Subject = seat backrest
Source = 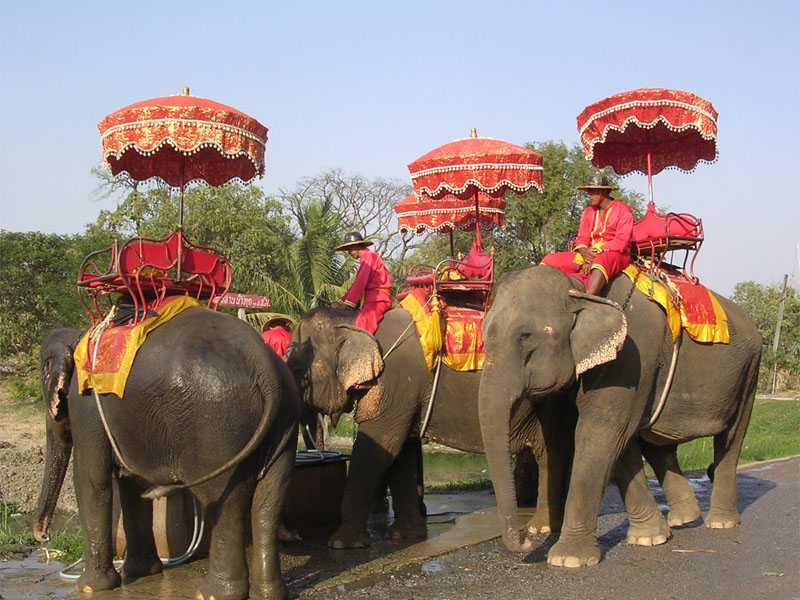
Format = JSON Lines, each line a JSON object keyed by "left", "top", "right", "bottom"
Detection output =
{"left": 118, "top": 232, "right": 180, "bottom": 274}
{"left": 457, "top": 240, "right": 494, "bottom": 281}
{"left": 181, "top": 248, "right": 232, "bottom": 289}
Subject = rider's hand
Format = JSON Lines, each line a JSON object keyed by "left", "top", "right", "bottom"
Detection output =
{"left": 577, "top": 247, "right": 596, "bottom": 263}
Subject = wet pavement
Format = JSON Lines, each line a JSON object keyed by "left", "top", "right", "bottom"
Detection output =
{"left": 1, "top": 458, "right": 797, "bottom": 599}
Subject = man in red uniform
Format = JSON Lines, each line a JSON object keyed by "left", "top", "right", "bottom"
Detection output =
{"left": 261, "top": 317, "right": 293, "bottom": 359}
{"left": 542, "top": 173, "right": 634, "bottom": 296}
{"left": 336, "top": 232, "right": 393, "bottom": 334}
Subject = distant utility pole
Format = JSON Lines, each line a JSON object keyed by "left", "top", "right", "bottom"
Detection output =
{"left": 770, "top": 274, "right": 789, "bottom": 395}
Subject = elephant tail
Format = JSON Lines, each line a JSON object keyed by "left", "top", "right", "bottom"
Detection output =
{"left": 142, "top": 356, "right": 286, "bottom": 501}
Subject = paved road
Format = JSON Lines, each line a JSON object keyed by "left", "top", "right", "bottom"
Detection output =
{"left": 309, "top": 457, "right": 800, "bottom": 600}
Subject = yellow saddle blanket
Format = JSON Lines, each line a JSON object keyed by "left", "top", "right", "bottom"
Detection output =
{"left": 74, "top": 296, "right": 199, "bottom": 397}
{"left": 622, "top": 265, "right": 729, "bottom": 344}
{"left": 400, "top": 288, "right": 485, "bottom": 372}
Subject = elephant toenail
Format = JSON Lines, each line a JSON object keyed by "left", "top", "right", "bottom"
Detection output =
{"left": 563, "top": 556, "right": 582, "bottom": 568}
{"left": 587, "top": 556, "right": 600, "bottom": 566}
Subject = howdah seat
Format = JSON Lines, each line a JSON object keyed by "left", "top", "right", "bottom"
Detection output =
{"left": 632, "top": 201, "right": 703, "bottom": 280}
{"left": 77, "top": 230, "right": 232, "bottom": 324}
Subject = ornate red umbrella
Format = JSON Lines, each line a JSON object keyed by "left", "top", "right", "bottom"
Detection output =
{"left": 394, "top": 192, "right": 506, "bottom": 235}
{"left": 99, "top": 87, "right": 268, "bottom": 226}
{"left": 407, "top": 129, "right": 542, "bottom": 247}
{"left": 97, "top": 87, "right": 268, "bottom": 280}
{"left": 577, "top": 88, "right": 718, "bottom": 201}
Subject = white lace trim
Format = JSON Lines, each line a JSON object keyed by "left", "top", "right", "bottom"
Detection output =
{"left": 398, "top": 217, "right": 501, "bottom": 234}
{"left": 103, "top": 138, "right": 265, "bottom": 177}
{"left": 579, "top": 99, "right": 717, "bottom": 136}
{"left": 101, "top": 118, "right": 268, "bottom": 145}
{"left": 396, "top": 206, "right": 505, "bottom": 218}
{"left": 411, "top": 162, "right": 542, "bottom": 178}
{"left": 414, "top": 178, "right": 543, "bottom": 197}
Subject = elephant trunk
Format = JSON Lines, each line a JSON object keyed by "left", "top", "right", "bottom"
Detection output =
{"left": 33, "top": 417, "right": 72, "bottom": 542}
{"left": 479, "top": 360, "right": 533, "bottom": 553}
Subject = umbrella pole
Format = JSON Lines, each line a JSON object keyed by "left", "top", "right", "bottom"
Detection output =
{"left": 177, "top": 184, "right": 184, "bottom": 281}
{"left": 647, "top": 151, "right": 654, "bottom": 204}
{"left": 473, "top": 188, "right": 482, "bottom": 249}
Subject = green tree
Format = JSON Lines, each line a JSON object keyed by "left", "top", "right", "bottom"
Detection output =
{"left": 252, "top": 198, "right": 351, "bottom": 320}
{"left": 732, "top": 280, "right": 800, "bottom": 391}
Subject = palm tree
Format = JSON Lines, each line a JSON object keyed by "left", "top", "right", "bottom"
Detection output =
{"left": 247, "top": 198, "right": 352, "bottom": 328}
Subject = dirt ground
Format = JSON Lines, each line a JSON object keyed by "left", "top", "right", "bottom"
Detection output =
{"left": 0, "top": 382, "right": 78, "bottom": 513}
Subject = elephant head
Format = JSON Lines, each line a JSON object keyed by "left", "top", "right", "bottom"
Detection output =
{"left": 288, "top": 309, "right": 384, "bottom": 426}
{"left": 33, "top": 328, "right": 80, "bottom": 543}
{"left": 478, "top": 266, "right": 627, "bottom": 552}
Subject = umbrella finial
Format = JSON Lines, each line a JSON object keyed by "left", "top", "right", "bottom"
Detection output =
{"left": 183, "top": 86, "right": 191, "bottom": 96}
{"left": 470, "top": 128, "right": 478, "bottom": 138}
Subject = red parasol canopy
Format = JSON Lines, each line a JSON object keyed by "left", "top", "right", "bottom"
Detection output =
{"left": 395, "top": 192, "right": 506, "bottom": 235}
{"left": 99, "top": 88, "right": 268, "bottom": 188}
{"left": 408, "top": 131, "right": 543, "bottom": 199}
{"left": 577, "top": 88, "right": 718, "bottom": 177}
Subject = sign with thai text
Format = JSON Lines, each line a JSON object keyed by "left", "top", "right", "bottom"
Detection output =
{"left": 214, "top": 293, "right": 271, "bottom": 310}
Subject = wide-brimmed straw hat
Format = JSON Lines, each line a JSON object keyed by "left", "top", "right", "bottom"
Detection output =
{"left": 262, "top": 316, "right": 294, "bottom": 331}
{"left": 577, "top": 172, "right": 617, "bottom": 191}
{"left": 335, "top": 231, "right": 374, "bottom": 251}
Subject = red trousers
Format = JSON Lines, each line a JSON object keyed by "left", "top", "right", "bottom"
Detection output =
{"left": 354, "top": 292, "right": 392, "bottom": 335}
{"left": 542, "top": 250, "right": 631, "bottom": 287}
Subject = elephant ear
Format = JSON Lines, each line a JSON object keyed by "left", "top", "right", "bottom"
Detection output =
{"left": 335, "top": 325, "right": 384, "bottom": 390}
{"left": 568, "top": 289, "right": 628, "bottom": 376}
{"left": 42, "top": 344, "right": 75, "bottom": 421}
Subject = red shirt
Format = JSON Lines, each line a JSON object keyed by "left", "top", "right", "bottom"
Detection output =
{"left": 261, "top": 326, "right": 292, "bottom": 358}
{"left": 573, "top": 199, "right": 634, "bottom": 254}
{"left": 342, "top": 249, "right": 393, "bottom": 307}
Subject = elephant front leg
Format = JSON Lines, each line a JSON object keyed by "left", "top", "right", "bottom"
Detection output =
{"left": 72, "top": 442, "right": 121, "bottom": 592}
{"left": 547, "top": 419, "right": 622, "bottom": 568}
{"left": 613, "top": 442, "right": 671, "bottom": 546}
{"left": 196, "top": 477, "right": 255, "bottom": 600}
{"left": 330, "top": 422, "right": 410, "bottom": 549}
{"left": 250, "top": 446, "right": 294, "bottom": 600}
{"left": 386, "top": 437, "right": 427, "bottom": 541}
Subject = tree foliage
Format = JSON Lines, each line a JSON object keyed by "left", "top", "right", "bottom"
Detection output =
{"left": 732, "top": 280, "right": 800, "bottom": 390}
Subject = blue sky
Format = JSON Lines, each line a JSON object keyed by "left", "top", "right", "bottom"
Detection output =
{"left": 1, "top": 0, "right": 798, "bottom": 293}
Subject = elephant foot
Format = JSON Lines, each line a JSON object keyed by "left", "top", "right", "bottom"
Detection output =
{"left": 329, "top": 525, "right": 371, "bottom": 549}
{"left": 386, "top": 520, "right": 427, "bottom": 541}
{"left": 526, "top": 507, "right": 561, "bottom": 536}
{"left": 705, "top": 508, "right": 741, "bottom": 529}
{"left": 627, "top": 513, "right": 671, "bottom": 546}
{"left": 249, "top": 579, "right": 289, "bottom": 600}
{"left": 547, "top": 536, "right": 601, "bottom": 567}
{"left": 76, "top": 566, "right": 121, "bottom": 593}
{"left": 121, "top": 555, "right": 163, "bottom": 583}
{"left": 667, "top": 495, "right": 702, "bottom": 528}
{"left": 196, "top": 576, "right": 249, "bottom": 600}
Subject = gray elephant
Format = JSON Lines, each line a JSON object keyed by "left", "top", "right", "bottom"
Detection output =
{"left": 288, "top": 305, "right": 578, "bottom": 549}
{"left": 478, "top": 266, "right": 761, "bottom": 567}
{"left": 34, "top": 308, "right": 300, "bottom": 600}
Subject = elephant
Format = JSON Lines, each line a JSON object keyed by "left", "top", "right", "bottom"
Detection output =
{"left": 287, "top": 305, "right": 577, "bottom": 549}
{"left": 478, "top": 265, "right": 762, "bottom": 567}
{"left": 33, "top": 308, "right": 301, "bottom": 600}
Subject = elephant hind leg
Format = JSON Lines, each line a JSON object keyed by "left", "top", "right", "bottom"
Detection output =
{"left": 117, "top": 476, "right": 163, "bottom": 582}
{"left": 641, "top": 442, "right": 700, "bottom": 527}
{"left": 196, "top": 473, "right": 255, "bottom": 600}
{"left": 250, "top": 446, "right": 294, "bottom": 600}
{"left": 706, "top": 363, "right": 758, "bottom": 529}
{"left": 613, "top": 441, "right": 671, "bottom": 547}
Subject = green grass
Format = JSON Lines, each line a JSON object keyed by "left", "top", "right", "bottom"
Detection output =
{"left": 0, "top": 502, "right": 83, "bottom": 563}
{"left": 677, "top": 400, "right": 800, "bottom": 472}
